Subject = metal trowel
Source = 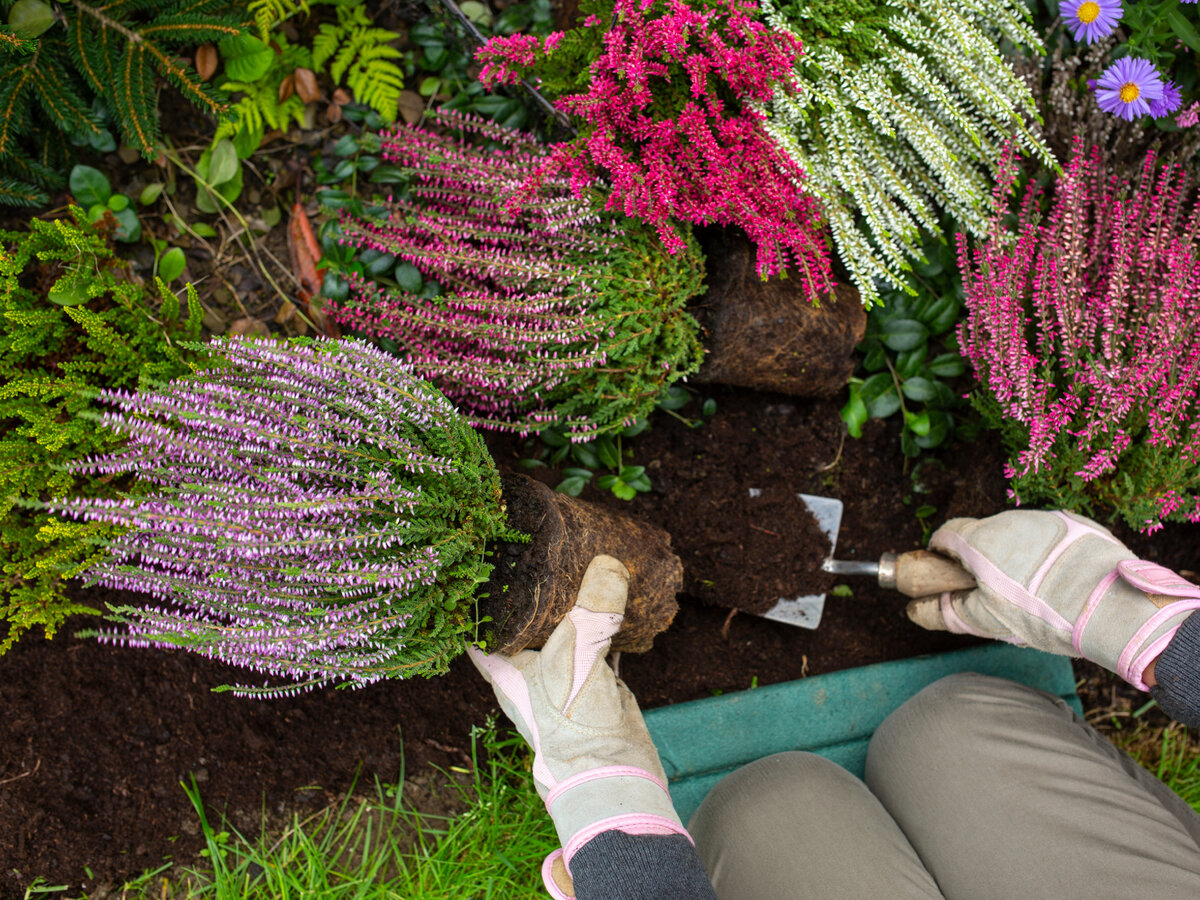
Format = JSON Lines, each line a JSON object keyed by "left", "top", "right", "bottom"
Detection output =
{"left": 754, "top": 493, "right": 977, "bottom": 630}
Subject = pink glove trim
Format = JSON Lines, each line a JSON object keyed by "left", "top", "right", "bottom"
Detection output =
{"left": 542, "top": 850, "right": 573, "bottom": 900}
{"left": 564, "top": 607, "right": 624, "bottom": 712}
{"left": 1024, "top": 511, "right": 1122, "bottom": 594}
{"left": 1128, "top": 630, "right": 1181, "bottom": 692}
{"left": 934, "top": 530, "right": 1073, "bottom": 635}
{"left": 563, "top": 814, "right": 692, "bottom": 868}
{"left": 1118, "top": 560, "right": 1200, "bottom": 597}
{"left": 465, "top": 646, "right": 554, "bottom": 787}
{"left": 939, "top": 592, "right": 975, "bottom": 635}
{"left": 1119, "top": 601, "right": 1200, "bottom": 688}
{"left": 1073, "top": 570, "right": 1120, "bottom": 655}
{"left": 544, "top": 765, "right": 670, "bottom": 813}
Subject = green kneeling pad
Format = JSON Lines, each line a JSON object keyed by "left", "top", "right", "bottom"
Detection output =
{"left": 642, "top": 643, "right": 1081, "bottom": 823}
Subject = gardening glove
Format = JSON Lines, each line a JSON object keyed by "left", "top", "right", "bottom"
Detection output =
{"left": 466, "top": 554, "right": 688, "bottom": 900}
{"left": 905, "top": 509, "right": 1200, "bottom": 691}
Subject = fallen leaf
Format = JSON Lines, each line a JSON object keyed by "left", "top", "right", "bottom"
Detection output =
{"left": 325, "top": 102, "right": 343, "bottom": 125}
{"left": 275, "top": 300, "right": 298, "bottom": 325}
{"left": 117, "top": 146, "right": 140, "bottom": 165}
{"left": 398, "top": 90, "right": 424, "bottom": 125}
{"left": 229, "top": 317, "right": 271, "bottom": 338}
{"left": 278, "top": 73, "right": 295, "bottom": 103}
{"left": 332, "top": 88, "right": 351, "bottom": 105}
{"left": 294, "top": 68, "right": 320, "bottom": 104}
{"left": 195, "top": 44, "right": 218, "bottom": 81}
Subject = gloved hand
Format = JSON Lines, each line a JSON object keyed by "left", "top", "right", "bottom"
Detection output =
{"left": 905, "top": 510, "right": 1200, "bottom": 690}
{"left": 467, "top": 555, "right": 688, "bottom": 900}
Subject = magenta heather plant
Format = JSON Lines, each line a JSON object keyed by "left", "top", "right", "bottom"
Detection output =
{"left": 52, "top": 336, "right": 513, "bottom": 697}
{"left": 330, "top": 113, "right": 705, "bottom": 441}
{"left": 475, "top": 0, "right": 832, "bottom": 293}
{"left": 960, "top": 140, "right": 1200, "bottom": 531}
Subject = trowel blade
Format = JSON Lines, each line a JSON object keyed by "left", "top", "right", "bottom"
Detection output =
{"left": 757, "top": 493, "right": 844, "bottom": 630}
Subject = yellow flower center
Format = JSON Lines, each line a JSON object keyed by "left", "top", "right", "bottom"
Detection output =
{"left": 1119, "top": 82, "right": 1141, "bottom": 103}
{"left": 1077, "top": 1, "right": 1101, "bottom": 24}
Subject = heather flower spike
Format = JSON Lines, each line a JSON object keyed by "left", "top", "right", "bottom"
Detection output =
{"left": 475, "top": 0, "right": 832, "bottom": 293}
{"left": 331, "top": 113, "right": 705, "bottom": 441}
{"left": 960, "top": 140, "right": 1200, "bottom": 532}
{"left": 53, "top": 336, "right": 514, "bottom": 697}
{"left": 1062, "top": 0, "right": 1122, "bottom": 44}
{"left": 1094, "top": 57, "right": 1165, "bottom": 120}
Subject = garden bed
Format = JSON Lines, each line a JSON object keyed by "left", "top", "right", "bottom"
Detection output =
{"left": 5, "top": 386, "right": 1196, "bottom": 895}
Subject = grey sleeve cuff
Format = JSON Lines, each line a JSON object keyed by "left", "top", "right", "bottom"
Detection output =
{"left": 1150, "top": 611, "right": 1200, "bottom": 729}
{"left": 569, "top": 831, "right": 717, "bottom": 900}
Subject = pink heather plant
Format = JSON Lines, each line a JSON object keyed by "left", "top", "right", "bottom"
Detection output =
{"left": 959, "top": 139, "right": 1200, "bottom": 532}
{"left": 52, "top": 336, "right": 514, "bottom": 697}
{"left": 330, "top": 113, "right": 704, "bottom": 441}
{"left": 475, "top": 0, "right": 832, "bottom": 294}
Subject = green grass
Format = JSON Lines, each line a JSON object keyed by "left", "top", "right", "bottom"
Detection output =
{"left": 1111, "top": 722, "right": 1200, "bottom": 814}
{"left": 87, "top": 722, "right": 558, "bottom": 900}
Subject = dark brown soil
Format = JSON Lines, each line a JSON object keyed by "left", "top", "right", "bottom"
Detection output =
{"left": 4, "top": 388, "right": 1199, "bottom": 897}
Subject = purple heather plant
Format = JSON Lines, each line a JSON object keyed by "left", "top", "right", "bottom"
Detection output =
{"left": 52, "top": 336, "right": 513, "bottom": 697}
{"left": 959, "top": 139, "right": 1200, "bottom": 532}
{"left": 329, "top": 113, "right": 705, "bottom": 441}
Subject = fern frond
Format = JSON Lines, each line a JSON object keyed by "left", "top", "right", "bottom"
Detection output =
{"left": 313, "top": 6, "right": 405, "bottom": 122}
{"left": 248, "top": 0, "right": 309, "bottom": 39}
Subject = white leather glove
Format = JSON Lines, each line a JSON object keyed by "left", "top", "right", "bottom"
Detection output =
{"left": 906, "top": 510, "right": 1200, "bottom": 690}
{"left": 467, "top": 555, "right": 688, "bottom": 900}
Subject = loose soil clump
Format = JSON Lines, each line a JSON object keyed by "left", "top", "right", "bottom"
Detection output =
{"left": 480, "top": 474, "right": 683, "bottom": 654}
{"left": 685, "top": 482, "right": 835, "bottom": 614}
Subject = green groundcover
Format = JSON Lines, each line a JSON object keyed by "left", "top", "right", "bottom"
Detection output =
{"left": 643, "top": 643, "right": 1081, "bottom": 823}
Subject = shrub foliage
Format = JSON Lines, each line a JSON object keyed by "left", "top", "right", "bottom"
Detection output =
{"left": 0, "top": 210, "right": 201, "bottom": 652}
{"left": 54, "top": 337, "right": 514, "bottom": 696}
{"left": 960, "top": 142, "right": 1200, "bottom": 532}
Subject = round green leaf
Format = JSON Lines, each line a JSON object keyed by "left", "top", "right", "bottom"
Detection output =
{"left": 901, "top": 376, "right": 938, "bottom": 403}
{"left": 192, "top": 223, "right": 219, "bottom": 238}
{"left": 139, "top": 183, "right": 165, "bottom": 206}
{"left": 612, "top": 481, "right": 637, "bottom": 501}
{"left": 925, "top": 294, "right": 961, "bottom": 335}
{"left": 572, "top": 443, "right": 599, "bottom": 468}
{"left": 895, "top": 345, "right": 927, "bottom": 379}
{"left": 111, "top": 205, "right": 141, "bottom": 243}
{"left": 394, "top": 263, "right": 423, "bottom": 293}
{"left": 70, "top": 165, "right": 111, "bottom": 207}
{"left": 905, "top": 410, "right": 932, "bottom": 437}
{"left": 556, "top": 476, "right": 587, "bottom": 497}
{"left": 596, "top": 437, "right": 620, "bottom": 469}
{"left": 915, "top": 410, "right": 952, "bottom": 449}
{"left": 879, "top": 318, "right": 928, "bottom": 352}
{"left": 207, "top": 138, "right": 240, "bottom": 187}
{"left": 8, "top": 0, "right": 54, "bottom": 38}
{"left": 321, "top": 272, "right": 349, "bottom": 303}
{"left": 841, "top": 391, "right": 867, "bottom": 439}
{"left": 622, "top": 418, "right": 650, "bottom": 438}
{"left": 218, "top": 33, "right": 274, "bottom": 82}
{"left": 701, "top": 398, "right": 717, "bottom": 417}
{"left": 596, "top": 474, "right": 618, "bottom": 490}
{"left": 107, "top": 193, "right": 129, "bottom": 211}
{"left": 48, "top": 282, "right": 89, "bottom": 306}
{"left": 158, "top": 247, "right": 186, "bottom": 282}
{"left": 928, "top": 352, "right": 966, "bottom": 378}
{"left": 333, "top": 134, "right": 359, "bottom": 157}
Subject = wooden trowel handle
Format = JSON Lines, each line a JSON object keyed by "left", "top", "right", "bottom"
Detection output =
{"left": 881, "top": 550, "right": 977, "bottom": 598}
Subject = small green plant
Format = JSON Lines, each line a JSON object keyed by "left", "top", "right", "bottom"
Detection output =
{"left": 0, "top": 209, "right": 202, "bottom": 654}
{"left": 67, "top": 165, "right": 140, "bottom": 242}
{"left": 312, "top": 3, "right": 405, "bottom": 122}
{"left": 0, "top": 0, "right": 243, "bottom": 205}
{"left": 840, "top": 234, "right": 970, "bottom": 458}
{"left": 526, "top": 425, "right": 653, "bottom": 501}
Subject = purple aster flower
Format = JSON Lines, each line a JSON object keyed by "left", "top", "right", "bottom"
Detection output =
{"left": 1150, "top": 80, "right": 1183, "bottom": 118}
{"left": 1062, "top": 0, "right": 1122, "bottom": 43}
{"left": 1095, "top": 57, "right": 1165, "bottom": 121}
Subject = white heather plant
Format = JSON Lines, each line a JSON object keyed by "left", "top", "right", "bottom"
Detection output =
{"left": 762, "top": 0, "right": 1055, "bottom": 305}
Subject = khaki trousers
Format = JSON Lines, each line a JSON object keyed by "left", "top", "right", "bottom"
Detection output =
{"left": 688, "top": 673, "right": 1200, "bottom": 899}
